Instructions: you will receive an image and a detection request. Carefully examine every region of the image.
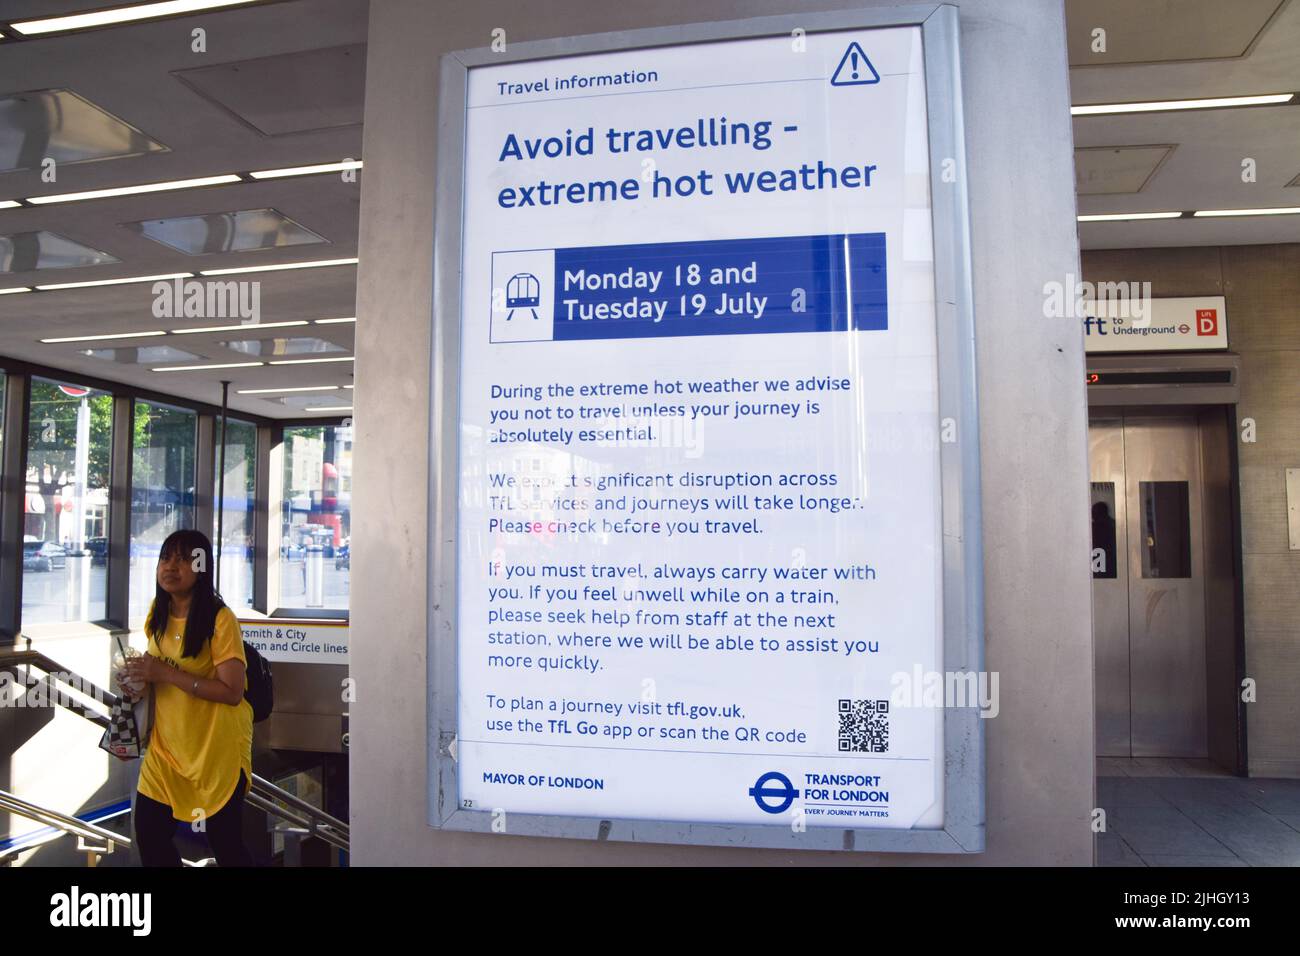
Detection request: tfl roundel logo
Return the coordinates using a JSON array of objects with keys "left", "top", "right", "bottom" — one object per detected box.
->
[{"left": 749, "top": 771, "right": 799, "bottom": 814}]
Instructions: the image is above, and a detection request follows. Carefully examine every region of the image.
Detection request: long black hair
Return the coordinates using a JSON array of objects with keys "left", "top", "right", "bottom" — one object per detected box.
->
[{"left": 147, "top": 529, "right": 227, "bottom": 658}]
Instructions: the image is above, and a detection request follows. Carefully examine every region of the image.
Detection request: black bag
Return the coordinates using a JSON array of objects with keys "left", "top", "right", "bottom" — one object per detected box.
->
[{"left": 243, "top": 641, "right": 273, "bottom": 723}]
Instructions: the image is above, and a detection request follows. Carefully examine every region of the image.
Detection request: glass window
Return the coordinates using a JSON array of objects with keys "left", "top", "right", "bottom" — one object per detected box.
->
[
  {"left": 279, "top": 423, "right": 351, "bottom": 611},
  {"left": 1090, "top": 482, "right": 1117, "bottom": 580},
  {"left": 23, "top": 379, "right": 112, "bottom": 625},
  {"left": 1139, "top": 481, "right": 1191, "bottom": 579},
  {"left": 216, "top": 418, "right": 257, "bottom": 610},
  {"left": 130, "top": 400, "right": 196, "bottom": 623}
]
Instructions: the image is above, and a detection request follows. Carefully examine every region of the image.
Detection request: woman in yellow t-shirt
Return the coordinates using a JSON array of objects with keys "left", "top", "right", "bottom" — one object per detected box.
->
[{"left": 125, "top": 529, "right": 254, "bottom": 867}]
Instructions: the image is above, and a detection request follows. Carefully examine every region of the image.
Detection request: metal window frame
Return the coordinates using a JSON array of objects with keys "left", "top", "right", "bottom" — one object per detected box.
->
[
  {"left": 208, "top": 413, "right": 263, "bottom": 610},
  {"left": 104, "top": 394, "right": 133, "bottom": 628},
  {"left": 254, "top": 422, "right": 273, "bottom": 613},
  {"left": 426, "top": 5, "right": 985, "bottom": 853},
  {"left": 195, "top": 413, "right": 217, "bottom": 548},
  {"left": 0, "top": 371, "right": 31, "bottom": 644}
]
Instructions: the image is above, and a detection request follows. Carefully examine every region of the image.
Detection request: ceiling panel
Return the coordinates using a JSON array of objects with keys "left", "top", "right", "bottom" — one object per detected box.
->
[
  {"left": 1066, "top": 0, "right": 1285, "bottom": 67},
  {"left": 0, "top": 88, "right": 167, "bottom": 172},
  {"left": 1075, "top": 145, "right": 1175, "bottom": 195},
  {"left": 1, "top": 230, "right": 118, "bottom": 271},
  {"left": 121, "top": 207, "right": 328, "bottom": 255},
  {"left": 1069, "top": 0, "right": 1300, "bottom": 247},
  {"left": 80, "top": 344, "right": 200, "bottom": 364},
  {"left": 0, "top": 254, "right": 357, "bottom": 418},
  {"left": 172, "top": 43, "right": 366, "bottom": 136}
]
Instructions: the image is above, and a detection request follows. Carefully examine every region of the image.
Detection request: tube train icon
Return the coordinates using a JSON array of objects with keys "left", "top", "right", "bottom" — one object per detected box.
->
[{"left": 505, "top": 273, "right": 541, "bottom": 321}]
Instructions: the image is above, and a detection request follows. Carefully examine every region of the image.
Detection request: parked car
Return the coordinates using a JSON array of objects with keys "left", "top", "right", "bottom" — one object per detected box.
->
[
  {"left": 23, "top": 540, "right": 67, "bottom": 572},
  {"left": 86, "top": 537, "right": 109, "bottom": 566}
]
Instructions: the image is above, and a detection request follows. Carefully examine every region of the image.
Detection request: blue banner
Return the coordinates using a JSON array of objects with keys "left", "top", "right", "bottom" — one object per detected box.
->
[{"left": 549, "top": 232, "right": 886, "bottom": 341}]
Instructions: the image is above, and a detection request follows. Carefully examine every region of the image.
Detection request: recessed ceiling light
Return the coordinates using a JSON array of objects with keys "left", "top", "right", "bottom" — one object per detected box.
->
[
  {"left": 238, "top": 385, "right": 340, "bottom": 394},
  {"left": 314, "top": 316, "right": 356, "bottom": 324},
  {"left": 41, "top": 330, "right": 167, "bottom": 343},
  {"left": 1192, "top": 206, "right": 1300, "bottom": 217},
  {"left": 1076, "top": 212, "right": 1182, "bottom": 222},
  {"left": 11, "top": 0, "right": 262, "bottom": 36},
  {"left": 153, "top": 361, "right": 264, "bottom": 372},
  {"left": 249, "top": 160, "right": 363, "bottom": 180},
  {"left": 26, "top": 175, "right": 241, "bottom": 206},
  {"left": 0, "top": 286, "right": 33, "bottom": 294},
  {"left": 312, "top": 406, "right": 353, "bottom": 413},
  {"left": 35, "top": 272, "right": 192, "bottom": 290},
  {"left": 1071, "top": 93, "right": 1294, "bottom": 116},
  {"left": 0, "top": 200, "right": 20, "bottom": 209},
  {"left": 268, "top": 356, "right": 355, "bottom": 365},
  {"left": 198, "top": 257, "right": 358, "bottom": 276},
  {"left": 170, "top": 320, "right": 309, "bottom": 334}
]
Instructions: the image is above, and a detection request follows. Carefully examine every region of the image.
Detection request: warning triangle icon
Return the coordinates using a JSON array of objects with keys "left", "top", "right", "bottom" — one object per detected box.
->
[{"left": 830, "top": 42, "right": 880, "bottom": 86}]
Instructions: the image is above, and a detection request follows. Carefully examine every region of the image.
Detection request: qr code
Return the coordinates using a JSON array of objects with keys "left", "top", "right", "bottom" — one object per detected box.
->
[{"left": 838, "top": 699, "right": 889, "bottom": 753}]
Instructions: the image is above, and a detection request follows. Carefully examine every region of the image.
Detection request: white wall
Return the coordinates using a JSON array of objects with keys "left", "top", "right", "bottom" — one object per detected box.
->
[{"left": 351, "top": 0, "right": 1094, "bottom": 865}]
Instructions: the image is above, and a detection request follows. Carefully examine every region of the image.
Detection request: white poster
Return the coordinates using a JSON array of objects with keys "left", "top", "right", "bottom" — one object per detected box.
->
[{"left": 454, "top": 27, "right": 945, "bottom": 829}]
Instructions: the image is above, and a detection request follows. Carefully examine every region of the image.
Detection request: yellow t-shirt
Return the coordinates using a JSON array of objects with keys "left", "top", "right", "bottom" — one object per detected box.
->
[{"left": 137, "top": 605, "right": 254, "bottom": 821}]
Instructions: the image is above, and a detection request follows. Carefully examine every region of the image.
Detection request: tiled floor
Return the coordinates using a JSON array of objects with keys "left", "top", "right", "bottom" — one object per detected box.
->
[{"left": 1097, "top": 759, "right": 1300, "bottom": 866}]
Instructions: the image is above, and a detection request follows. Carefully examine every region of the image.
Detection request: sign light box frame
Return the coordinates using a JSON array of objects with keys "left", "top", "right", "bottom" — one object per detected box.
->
[{"left": 426, "top": 3, "right": 986, "bottom": 854}]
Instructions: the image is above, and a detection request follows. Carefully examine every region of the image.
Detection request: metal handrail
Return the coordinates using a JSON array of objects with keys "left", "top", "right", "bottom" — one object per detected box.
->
[
  {"left": 245, "top": 793, "right": 349, "bottom": 852},
  {"left": 2, "top": 650, "right": 114, "bottom": 726},
  {"left": 0, "top": 789, "right": 130, "bottom": 862},
  {"left": 5, "top": 647, "right": 350, "bottom": 854},
  {"left": 250, "top": 775, "right": 349, "bottom": 838}
]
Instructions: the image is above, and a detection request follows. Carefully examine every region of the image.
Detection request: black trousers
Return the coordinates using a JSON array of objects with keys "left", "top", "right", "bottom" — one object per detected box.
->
[{"left": 135, "top": 770, "right": 253, "bottom": 867}]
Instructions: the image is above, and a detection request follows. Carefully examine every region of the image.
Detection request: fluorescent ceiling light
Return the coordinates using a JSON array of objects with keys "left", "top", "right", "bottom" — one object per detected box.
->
[
  {"left": 41, "top": 330, "right": 167, "bottom": 343},
  {"left": 153, "top": 361, "right": 264, "bottom": 372},
  {"left": 11, "top": 0, "right": 261, "bottom": 35},
  {"left": 0, "top": 200, "right": 20, "bottom": 209},
  {"left": 314, "top": 316, "right": 356, "bottom": 324},
  {"left": 1193, "top": 206, "right": 1300, "bottom": 217},
  {"left": 35, "top": 272, "right": 191, "bottom": 291},
  {"left": 268, "top": 356, "right": 355, "bottom": 366},
  {"left": 170, "top": 320, "right": 309, "bottom": 334},
  {"left": 343, "top": 385, "right": 354, "bottom": 389},
  {"left": 1077, "top": 212, "right": 1182, "bottom": 222},
  {"left": 199, "top": 257, "right": 358, "bottom": 276},
  {"left": 27, "top": 175, "right": 241, "bottom": 205},
  {"left": 238, "top": 385, "right": 340, "bottom": 394},
  {"left": 1071, "top": 93, "right": 1294, "bottom": 116},
  {"left": 0, "top": 286, "right": 33, "bottom": 294},
  {"left": 249, "top": 160, "right": 363, "bottom": 180},
  {"left": 312, "top": 406, "right": 353, "bottom": 413}
]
